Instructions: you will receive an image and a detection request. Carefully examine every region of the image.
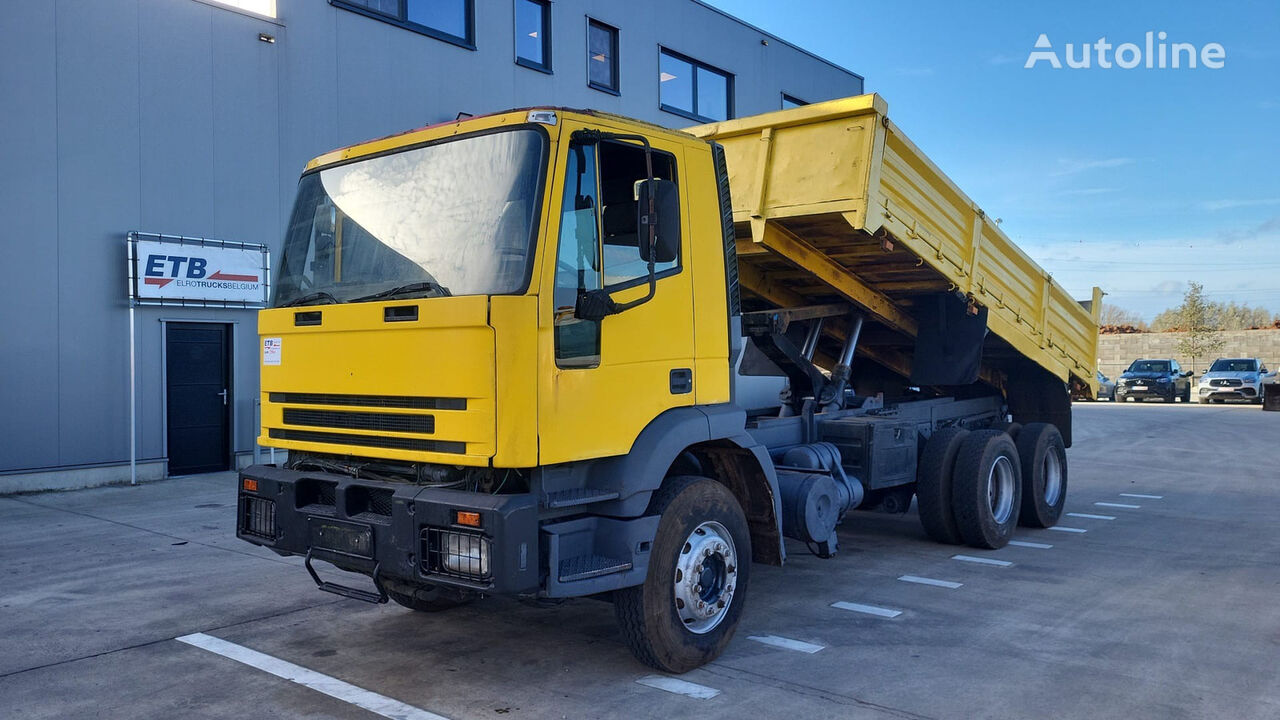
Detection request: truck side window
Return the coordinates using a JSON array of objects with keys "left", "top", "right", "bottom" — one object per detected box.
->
[
  {"left": 597, "top": 141, "right": 679, "bottom": 287},
  {"left": 553, "top": 143, "right": 603, "bottom": 368}
]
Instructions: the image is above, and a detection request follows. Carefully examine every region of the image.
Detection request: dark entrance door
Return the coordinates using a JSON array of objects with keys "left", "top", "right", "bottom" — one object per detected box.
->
[{"left": 166, "top": 323, "right": 231, "bottom": 475}]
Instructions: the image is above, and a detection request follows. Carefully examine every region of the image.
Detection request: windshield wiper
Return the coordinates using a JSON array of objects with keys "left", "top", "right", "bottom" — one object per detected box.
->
[
  {"left": 350, "top": 281, "right": 452, "bottom": 303},
  {"left": 278, "top": 291, "right": 339, "bottom": 307}
]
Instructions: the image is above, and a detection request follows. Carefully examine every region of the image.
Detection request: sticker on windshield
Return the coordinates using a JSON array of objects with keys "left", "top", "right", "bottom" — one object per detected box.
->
[{"left": 263, "top": 337, "right": 282, "bottom": 366}]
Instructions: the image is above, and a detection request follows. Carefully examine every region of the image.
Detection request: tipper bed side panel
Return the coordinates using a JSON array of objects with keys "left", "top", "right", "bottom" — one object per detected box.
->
[{"left": 688, "top": 94, "right": 1099, "bottom": 395}]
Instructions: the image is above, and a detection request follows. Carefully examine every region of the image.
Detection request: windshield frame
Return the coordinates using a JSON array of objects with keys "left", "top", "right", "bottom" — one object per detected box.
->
[{"left": 273, "top": 123, "right": 552, "bottom": 307}]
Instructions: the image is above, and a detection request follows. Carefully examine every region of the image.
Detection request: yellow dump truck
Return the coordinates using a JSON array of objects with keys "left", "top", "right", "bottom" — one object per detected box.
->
[{"left": 237, "top": 95, "right": 1100, "bottom": 673}]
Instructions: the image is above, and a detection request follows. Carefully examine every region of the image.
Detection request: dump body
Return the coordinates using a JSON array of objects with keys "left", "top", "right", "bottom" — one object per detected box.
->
[{"left": 688, "top": 94, "right": 1100, "bottom": 396}]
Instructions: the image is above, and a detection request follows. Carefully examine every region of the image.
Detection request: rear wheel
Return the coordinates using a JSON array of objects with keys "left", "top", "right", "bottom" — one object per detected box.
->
[
  {"left": 1015, "top": 423, "right": 1068, "bottom": 528},
  {"left": 916, "top": 427, "right": 970, "bottom": 545},
  {"left": 951, "top": 430, "right": 1022, "bottom": 549},
  {"left": 615, "top": 476, "right": 751, "bottom": 673}
]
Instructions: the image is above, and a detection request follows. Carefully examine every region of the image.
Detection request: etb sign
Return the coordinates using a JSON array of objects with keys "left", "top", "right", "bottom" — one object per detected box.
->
[{"left": 128, "top": 232, "right": 270, "bottom": 307}]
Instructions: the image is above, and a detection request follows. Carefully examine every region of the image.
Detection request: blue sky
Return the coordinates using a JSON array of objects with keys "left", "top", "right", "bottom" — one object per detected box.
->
[{"left": 707, "top": 0, "right": 1280, "bottom": 319}]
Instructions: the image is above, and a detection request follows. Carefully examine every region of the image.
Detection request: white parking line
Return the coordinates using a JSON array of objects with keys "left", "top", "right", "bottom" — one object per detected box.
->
[
  {"left": 1095, "top": 502, "right": 1140, "bottom": 509},
  {"left": 952, "top": 555, "right": 1012, "bottom": 567},
  {"left": 747, "top": 635, "right": 826, "bottom": 653},
  {"left": 1120, "top": 493, "right": 1163, "bottom": 499},
  {"left": 831, "top": 601, "right": 903, "bottom": 618},
  {"left": 177, "top": 633, "right": 451, "bottom": 720},
  {"left": 1048, "top": 526, "right": 1087, "bottom": 533},
  {"left": 898, "top": 575, "right": 963, "bottom": 589},
  {"left": 1008, "top": 540, "right": 1053, "bottom": 549},
  {"left": 1067, "top": 512, "right": 1116, "bottom": 520},
  {"left": 636, "top": 675, "right": 721, "bottom": 699}
]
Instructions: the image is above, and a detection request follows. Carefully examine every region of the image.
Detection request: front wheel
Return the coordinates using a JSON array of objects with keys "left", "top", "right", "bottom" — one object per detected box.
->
[{"left": 615, "top": 476, "right": 751, "bottom": 674}]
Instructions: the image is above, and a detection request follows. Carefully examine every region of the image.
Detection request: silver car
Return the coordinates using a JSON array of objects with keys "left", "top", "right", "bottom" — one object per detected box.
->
[{"left": 1197, "top": 358, "right": 1277, "bottom": 404}]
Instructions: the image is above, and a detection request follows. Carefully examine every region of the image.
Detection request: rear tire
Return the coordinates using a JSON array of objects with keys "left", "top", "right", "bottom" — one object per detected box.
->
[
  {"left": 916, "top": 427, "right": 970, "bottom": 545},
  {"left": 951, "top": 430, "right": 1022, "bottom": 549},
  {"left": 615, "top": 476, "right": 751, "bottom": 674},
  {"left": 1015, "top": 423, "right": 1068, "bottom": 528}
]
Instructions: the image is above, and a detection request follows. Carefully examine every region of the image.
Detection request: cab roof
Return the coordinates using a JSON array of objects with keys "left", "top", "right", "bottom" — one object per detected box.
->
[{"left": 304, "top": 107, "right": 703, "bottom": 173}]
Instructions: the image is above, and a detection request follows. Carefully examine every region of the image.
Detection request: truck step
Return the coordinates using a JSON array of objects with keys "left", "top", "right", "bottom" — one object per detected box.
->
[
  {"left": 558, "top": 554, "right": 633, "bottom": 582},
  {"left": 542, "top": 488, "right": 621, "bottom": 509}
]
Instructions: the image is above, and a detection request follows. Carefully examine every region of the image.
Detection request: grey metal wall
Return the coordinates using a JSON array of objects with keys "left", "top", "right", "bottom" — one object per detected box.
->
[{"left": 0, "top": 0, "right": 862, "bottom": 478}]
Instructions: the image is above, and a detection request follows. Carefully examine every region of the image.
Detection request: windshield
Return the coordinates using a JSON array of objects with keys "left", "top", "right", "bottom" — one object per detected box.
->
[
  {"left": 1209, "top": 359, "right": 1256, "bottom": 372},
  {"left": 1127, "top": 360, "right": 1170, "bottom": 373},
  {"left": 273, "top": 128, "right": 546, "bottom": 306}
]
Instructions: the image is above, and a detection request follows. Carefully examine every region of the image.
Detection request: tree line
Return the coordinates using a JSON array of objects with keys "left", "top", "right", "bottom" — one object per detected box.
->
[{"left": 1100, "top": 284, "right": 1279, "bottom": 334}]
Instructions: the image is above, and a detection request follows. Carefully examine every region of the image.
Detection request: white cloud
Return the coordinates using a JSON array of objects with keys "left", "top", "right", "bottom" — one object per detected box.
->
[
  {"left": 1202, "top": 197, "right": 1280, "bottom": 211},
  {"left": 1050, "top": 157, "right": 1136, "bottom": 177}
]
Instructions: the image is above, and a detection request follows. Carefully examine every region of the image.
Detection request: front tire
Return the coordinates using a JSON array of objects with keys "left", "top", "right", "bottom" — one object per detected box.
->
[
  {"left": 951, "top": 430, "right": 1022, "bottom": 549},
  {"left": 1015, "top": 423, "right": 1068, "bottom": 528},
  {"left": 615, "top": 476, "right": 751, "bottom": 674}
]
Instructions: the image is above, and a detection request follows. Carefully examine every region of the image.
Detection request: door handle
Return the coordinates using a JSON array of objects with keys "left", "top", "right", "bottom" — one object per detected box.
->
[{"left": 217, "top": 389, "right": 229, "bottom": 406}]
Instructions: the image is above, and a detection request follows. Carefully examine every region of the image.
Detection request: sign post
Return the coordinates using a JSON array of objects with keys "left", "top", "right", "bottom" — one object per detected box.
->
[{"left": 125, "top": 232, "right": 271, "bottom": 484}]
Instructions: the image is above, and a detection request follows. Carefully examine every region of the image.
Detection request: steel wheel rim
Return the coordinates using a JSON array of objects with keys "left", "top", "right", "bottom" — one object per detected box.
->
[
  {"left": 987, "top": 455, "right": 1015, "bottom": 524},
  {"left": 1043, "top": 449, "right": 1063, "bottom": 506},
  {"left": 672, "top": 520, "right": 737, "bottom": 634}
]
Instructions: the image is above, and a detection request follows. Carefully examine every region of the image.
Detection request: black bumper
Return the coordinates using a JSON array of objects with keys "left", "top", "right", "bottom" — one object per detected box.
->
[{"left": 236, "top": 464, "right": 539, "bottom": 595}]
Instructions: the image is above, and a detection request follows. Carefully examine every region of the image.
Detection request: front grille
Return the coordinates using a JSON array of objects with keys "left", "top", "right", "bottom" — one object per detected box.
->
[
  {"left": 1210, "top": 378, "right": 1243, "bottom": 387},
  {"left": 347, "top": 485, "right": 394, "bottom": 518},
  {"left": 283, "top": 408, "right": 435, "bottom": 434},
  {"left": 423, "top": 527, "right": 492, "bottom": 583},
  {"left": 240, "top": 496, "right": 277, "bottom": 540},
  {"left": 269, "top": 428, "right": 464, "bottom": 454},
  {"left": 270, "top": 392, "right": 465, "bottom": 411}
]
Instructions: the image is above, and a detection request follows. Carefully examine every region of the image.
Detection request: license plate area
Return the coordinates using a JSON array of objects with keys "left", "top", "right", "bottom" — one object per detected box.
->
[
  {"left": 1132, "top": 385, "right": 1148, "bottom": 390},
  {"left": 309, "top": 517, "right": 374, "bottom": 559}
]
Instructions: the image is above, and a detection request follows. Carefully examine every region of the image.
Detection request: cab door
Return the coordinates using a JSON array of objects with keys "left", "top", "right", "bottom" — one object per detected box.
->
[{"left": 536, "top": 124, "right": 696, "bottom": 465}]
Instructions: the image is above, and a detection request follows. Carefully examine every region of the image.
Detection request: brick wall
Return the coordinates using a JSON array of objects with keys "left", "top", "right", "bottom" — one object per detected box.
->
[{"left": 1098, "top": 329, "right": 1280, "bottom": 378}]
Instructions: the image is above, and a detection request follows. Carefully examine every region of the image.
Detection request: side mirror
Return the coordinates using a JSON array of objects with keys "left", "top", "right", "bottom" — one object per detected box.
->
[
  {"left": 636, "top": 179, "right": 680, "bottom": 264},
  {"left": 1184, "top": 371, "right": 1194, "bottom": 377}
]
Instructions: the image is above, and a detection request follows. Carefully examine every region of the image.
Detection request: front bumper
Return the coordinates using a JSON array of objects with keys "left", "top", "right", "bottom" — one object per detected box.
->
[
  {"left": 1116, "top": 383, "right": 1174, "bottom": 399},
  {"left": 1198, "top": 384, "right": 1260, "bottom": 401},
  {"left": 236, "top": 464, "right": 539, "bottom": 595}
]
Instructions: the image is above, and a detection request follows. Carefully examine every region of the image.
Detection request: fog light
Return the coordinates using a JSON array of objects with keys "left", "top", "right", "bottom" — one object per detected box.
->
[
  {"left": 444, "top": 533, "right": 489, "bottom": 577},
  {"left": 425, "top": 528, "right": 491, "bottom": 581},
  {"left": 240, "top": 495, "right": 276, "bottom": 540}
]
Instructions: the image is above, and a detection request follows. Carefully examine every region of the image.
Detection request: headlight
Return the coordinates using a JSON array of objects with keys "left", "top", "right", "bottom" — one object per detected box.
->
[
  {"left": 1155, "top": 378, "right": 1171, "bottom": 384},
  {"left": 1246, "top": 374, "right": 1261, "bottom": 383}
]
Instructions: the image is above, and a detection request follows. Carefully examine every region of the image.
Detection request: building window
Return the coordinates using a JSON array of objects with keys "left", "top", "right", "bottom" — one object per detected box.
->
[
  {"left": 515, "top": 0, "right": 551, "bottom": 72},
  {"left": 587, "top": 19, "right": 619, "bottom": 94},
  {"left": 331, "top": 0, "right": 475, "bottom": 49},
  {"left": 781, "top": 93, "right": 808, "bottom": 109},
  {"left": 659, "top": 49, "right": 733, "bottom": 123}
]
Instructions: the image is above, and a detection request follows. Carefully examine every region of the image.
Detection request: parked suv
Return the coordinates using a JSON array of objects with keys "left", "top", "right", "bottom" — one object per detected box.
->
[
  {"left": 1115, "top": 358, "right": 1193, "bottom": 403},
  {"left": 1197, "top": 357, "right": 1276, "bottom": 404}
]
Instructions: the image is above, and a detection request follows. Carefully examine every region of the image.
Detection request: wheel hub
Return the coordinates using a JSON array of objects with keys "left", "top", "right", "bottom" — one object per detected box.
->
[
  {"left": 987, "top": 455, "right": 1015, "bottom": 524},
  {"left": 1043, "top": 449, "right": 1063, "bottom": 506},
  {"left": 673, "top": 521, "right": 737, "bottom": 634}
]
